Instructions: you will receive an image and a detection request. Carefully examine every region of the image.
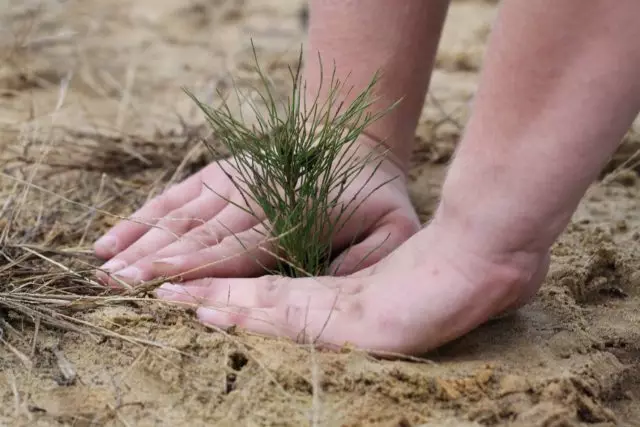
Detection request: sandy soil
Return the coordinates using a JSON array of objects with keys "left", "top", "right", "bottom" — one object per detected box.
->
[{"left": 1, "top": 1, "right": 640, "bottom": 426}]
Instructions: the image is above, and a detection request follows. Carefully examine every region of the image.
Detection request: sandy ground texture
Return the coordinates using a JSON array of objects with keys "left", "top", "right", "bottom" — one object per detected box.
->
[{"left": 1, "top": 0, "right": 640, "bottom": 426}]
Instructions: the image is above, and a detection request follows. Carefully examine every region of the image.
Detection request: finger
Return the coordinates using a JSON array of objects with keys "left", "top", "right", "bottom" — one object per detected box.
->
[
  {"left": 137, "top": 199, "right": 261, "bottom": 267},
  {"left": 329, "top": 212, "right": 419, "bottom": 276},
  {"left": 95, "top": 189, "right": 229, "bottom": 284},
  {"left": 156, "top": 274, "right": 359, "bottom": 312},
  {"left": 194, "top": 285, "right": 361, "bottom": 347},
  {"left": 154, "top": 280, "right": 262, "bottom": 309},
  {"left": 148, "top": 224, "right": 275, "bottom": 281},
  {"left": 196, "top": 305, "right": 344, "bottom": 344},
  {"left": 153, "top": 283, "right": 213, "bottom": 308},
  {"left": 101, "top": 202, "right": 264, "bottom": 286},
  {"left": 94, "top": 169, "right": 209, "bottom": 259},
  {"left": 158, "top": 274, "right": 366, "bottom": 347}
]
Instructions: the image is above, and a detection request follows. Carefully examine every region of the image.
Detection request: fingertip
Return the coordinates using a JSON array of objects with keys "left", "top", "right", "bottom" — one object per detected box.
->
[
  {"left": 99, "top": 258, "right": 127, "bottom": 273},
  {"left": 196, "top": 306, "right": 230, "bottom": 326},
  {"left": 94, "top": 235, "right": 119, "bottom": 258},
  {"left": 94, "top": 217, "right": 155, "bottom": 259},
  {"left": 94, "top": 257, "right": 128, "bottom": 287},
  {"left": 94, "top": 267, "right": 133, "bottom": 291},
  {"left": 155, "top": 283, "right": 187, "bottom": 300},
  {"left": 196, "top": 305, "right": 261, "bottom": 332},
  {"left": 155, "top": 282, "right": 212, "bottom": 309}
]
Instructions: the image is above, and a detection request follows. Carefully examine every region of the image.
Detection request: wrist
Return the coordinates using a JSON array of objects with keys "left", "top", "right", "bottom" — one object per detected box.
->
[
  {"left": 356, "top": 131, "right": 410, "bottom": 178},
  {"left": 429, "top": 201, "right": 550, "bottom": 311},
  {"left": 435, "top": 129, "right": 584, "bottom": 258},
  {"left": 423, "top": 210, "right": 551, "bottom": 315},
  {"left": 432, "top": 173, "right": 557, "bottom": 271}
]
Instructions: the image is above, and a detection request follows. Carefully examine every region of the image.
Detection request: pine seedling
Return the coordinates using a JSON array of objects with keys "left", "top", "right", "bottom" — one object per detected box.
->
[{"left": 184, "top": 44, "right": 399, "bottom": 278}]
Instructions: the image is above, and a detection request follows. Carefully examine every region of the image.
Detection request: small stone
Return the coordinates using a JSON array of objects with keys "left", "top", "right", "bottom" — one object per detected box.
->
[
  {"left": 434, "top": 378, "right": 461, "bottom": 401},
  {"left": 498, "top": 374, "right": 531, "bottom": 397},
  {"left": 474, "top": 368, "right": 493, "bottom": 386}
]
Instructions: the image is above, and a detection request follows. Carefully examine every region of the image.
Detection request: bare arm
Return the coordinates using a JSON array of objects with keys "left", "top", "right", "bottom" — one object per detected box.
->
[
  {"left": 304, "top": 0, "right": 450, "bottom": 169},
  {"left": 437, "top": 0, "right": 640, "bottom": 263}
]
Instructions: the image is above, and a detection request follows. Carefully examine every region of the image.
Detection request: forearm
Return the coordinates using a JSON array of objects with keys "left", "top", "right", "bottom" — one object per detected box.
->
[
  {"left": 304, "top": 0, "right": 449, "bottom": 169},
  {"left": 438, "top": 0, "right": 640, "bottom": 255}
]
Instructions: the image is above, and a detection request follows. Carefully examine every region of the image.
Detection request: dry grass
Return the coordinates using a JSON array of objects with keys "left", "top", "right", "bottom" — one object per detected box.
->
[
  {"left": 0, "top": 0, "right": 220, "bottom": 353},
  {"left": 0, "top": 124, "right": 216, "bottom": 349}
]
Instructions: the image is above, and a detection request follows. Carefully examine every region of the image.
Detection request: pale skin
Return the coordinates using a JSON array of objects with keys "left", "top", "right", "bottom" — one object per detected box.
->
[{"left": 94, "top": 0, "right": 640, "bottom": 355}]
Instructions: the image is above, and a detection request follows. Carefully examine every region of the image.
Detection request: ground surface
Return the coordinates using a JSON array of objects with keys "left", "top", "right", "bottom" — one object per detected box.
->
[{"left": 1, "top": 1, "right": 640, "bottom": 426}]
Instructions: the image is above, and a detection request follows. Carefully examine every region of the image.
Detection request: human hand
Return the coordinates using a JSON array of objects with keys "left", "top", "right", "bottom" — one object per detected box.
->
[
  {"left": 93, "top": 143, "right": 420, "bottom": 287},
  {"left": 153, "top": 213, "right": 550, "bottom": 355}
]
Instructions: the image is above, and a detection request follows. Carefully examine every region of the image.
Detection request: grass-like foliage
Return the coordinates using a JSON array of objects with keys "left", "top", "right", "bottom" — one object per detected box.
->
[{"left": 185, "top": 44, "right": 398, "bottom": 278}]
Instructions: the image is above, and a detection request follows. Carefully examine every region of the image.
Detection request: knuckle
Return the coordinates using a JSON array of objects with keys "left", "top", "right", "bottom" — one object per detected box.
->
[
  {"left": 342, "top": 280, "right": 365, "bottom": 295},
  {"left": 158, "top": 209, "right": 202, "bottom": 234},
  {"left": 257, "top": 276, "right": 288, "bottom": 307},
  {"left": 340, "top": 297, "right": 365, "bottom": 321}
]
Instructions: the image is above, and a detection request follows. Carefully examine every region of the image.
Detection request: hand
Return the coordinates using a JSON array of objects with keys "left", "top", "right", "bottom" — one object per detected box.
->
[
  {"left": 154, "top": 216, "right": 550, "bottom": 355},
  {"left": 94, "top": 143, "right": 420, "bottom": 286}
]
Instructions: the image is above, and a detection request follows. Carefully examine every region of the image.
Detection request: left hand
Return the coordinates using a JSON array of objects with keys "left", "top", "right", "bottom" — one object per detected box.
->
[{"left": 94, "top": 142, "right": 420, "bottom": 286}]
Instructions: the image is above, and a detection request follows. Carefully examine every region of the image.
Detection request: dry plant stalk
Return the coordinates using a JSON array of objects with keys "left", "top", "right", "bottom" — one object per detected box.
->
[{"left": 185, "top": 43, "right": 399, "bottom": 278}]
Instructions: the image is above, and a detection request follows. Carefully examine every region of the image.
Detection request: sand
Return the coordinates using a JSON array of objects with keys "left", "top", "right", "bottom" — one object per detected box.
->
[{"left": 1, "top": 0, "right": 639, "bottom": 426}]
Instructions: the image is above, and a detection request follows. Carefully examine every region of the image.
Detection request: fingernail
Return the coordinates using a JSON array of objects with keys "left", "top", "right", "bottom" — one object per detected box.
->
[
  {"left": 196, "top": 307, "right": 220, "bottom": 323},
  {"left": 95, "top": 235, "right": 118, "bottom": 255},
  {"left": 100, "top": 259, "right": 127, "bottom": 273},
  {"left": 155, "top": 283, "right": 185, "bottom": 299},
  {"left": 198, "top": 306, "right": 247, "bottom": 328},
  {"left": 113, "top": 266, "right": 142, "bottom": 283}
]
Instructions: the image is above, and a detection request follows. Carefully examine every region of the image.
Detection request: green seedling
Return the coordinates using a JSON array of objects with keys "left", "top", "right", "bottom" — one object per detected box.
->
[{"left": 185, "top": 43, "right": 400, "bottom": 278}]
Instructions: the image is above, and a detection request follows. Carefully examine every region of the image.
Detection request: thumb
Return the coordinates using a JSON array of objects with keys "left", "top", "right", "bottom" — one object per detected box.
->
[{"left": 329, "top": 213, "right": 420, "bottom": 276}]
